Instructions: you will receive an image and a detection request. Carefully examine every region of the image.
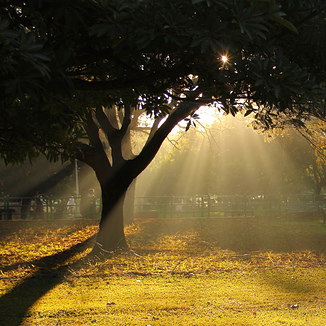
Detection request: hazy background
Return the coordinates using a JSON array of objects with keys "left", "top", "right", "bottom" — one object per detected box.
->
[{"left": 0, "top": 114, "right": 319, "bottom": 200}]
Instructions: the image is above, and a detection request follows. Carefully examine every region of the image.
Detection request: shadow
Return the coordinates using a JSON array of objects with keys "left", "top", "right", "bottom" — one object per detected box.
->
[
  {"left": 257, "top": 269, "right": 320, "bottom": 297},
  {"left": 1, "top": 234, "right": 96, "bottom": 274},
  {"left": 0, "top": 234, "right": 96, "bottom": 326},
  {"left": 129, "top": 218, "right": 326, "bottom": 253}
]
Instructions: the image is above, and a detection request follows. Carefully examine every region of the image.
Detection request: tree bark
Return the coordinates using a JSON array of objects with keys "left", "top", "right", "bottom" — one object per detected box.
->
[
  {"left": 91, "top": 159, "right": 138, "bottom": 253},
  {"left": 92, "top": 159, "right": 140, "bottom": 252},
  {"left": 124, "top": 179, "right": 136, "bottom": 226},
  {"left": 96, "top": 191, "right": 128, "bottom": 252}
]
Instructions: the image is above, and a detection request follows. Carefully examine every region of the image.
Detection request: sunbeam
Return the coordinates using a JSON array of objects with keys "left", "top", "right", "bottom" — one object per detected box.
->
[{"left": 136, "top": 114, "right": 313, "bottom": 199}]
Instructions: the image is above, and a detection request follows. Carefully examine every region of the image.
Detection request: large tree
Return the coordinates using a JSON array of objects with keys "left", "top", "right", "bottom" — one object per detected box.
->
[{"left": 1, "top": 0, "right": 326, "bottom": 252}]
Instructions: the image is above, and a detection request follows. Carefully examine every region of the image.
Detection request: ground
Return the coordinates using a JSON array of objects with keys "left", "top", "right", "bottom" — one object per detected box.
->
[{"left": 0, "top": 216, "right": 326, "bottom": 325}]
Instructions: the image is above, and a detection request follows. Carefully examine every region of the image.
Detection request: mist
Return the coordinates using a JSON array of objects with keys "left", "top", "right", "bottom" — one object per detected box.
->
[{"left": 136, "top": 115, "right": 316, "bottom": 197}]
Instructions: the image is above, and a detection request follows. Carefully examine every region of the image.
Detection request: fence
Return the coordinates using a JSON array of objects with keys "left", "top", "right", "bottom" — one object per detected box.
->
[
  {"left": 1, "top": 194, "right": 325, "bottom": 221},
  {"left": 0, "top": 196, "right": 101, "bottom": 220},
  {"left": 134, "top": 194, "right": 326, "bottom": 219}
]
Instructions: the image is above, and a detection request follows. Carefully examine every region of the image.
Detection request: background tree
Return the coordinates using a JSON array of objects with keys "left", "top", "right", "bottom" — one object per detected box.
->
[
  {"left": 1, "top": 0, "right": 326, "bottom": 252},
  {"left": 279, "top": 121, "right": 326, "bottom": 195}
]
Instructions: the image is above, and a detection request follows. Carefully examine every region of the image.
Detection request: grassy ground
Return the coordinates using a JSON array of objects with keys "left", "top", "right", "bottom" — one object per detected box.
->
[{"left": 0, "top": 217, "right": 326, "bottom": 325}]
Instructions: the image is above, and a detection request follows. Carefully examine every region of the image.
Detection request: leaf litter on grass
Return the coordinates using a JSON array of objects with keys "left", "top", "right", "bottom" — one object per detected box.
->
[{"left": 1, "top": 218, "right": 326, "bottom": 325}]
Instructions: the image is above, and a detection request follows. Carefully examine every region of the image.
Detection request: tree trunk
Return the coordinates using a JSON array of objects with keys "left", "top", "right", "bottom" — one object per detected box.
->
[
  {"left": 124, "top": 179, "right": 136, "bottom": 226},
  {"left": 95, "top": 186, "right": 129, "bottom": 253},
  {"left": 315, "top": 182, "right": 322, "bottom": 195}
]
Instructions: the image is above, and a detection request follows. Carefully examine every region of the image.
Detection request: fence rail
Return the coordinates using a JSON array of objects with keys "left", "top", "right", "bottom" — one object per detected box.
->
[
  {"left": 1, "top": 194, "right": 325, "bottom": 221},
  {"left": 134, "top": 194, "right": 326, "bottom": 219}
]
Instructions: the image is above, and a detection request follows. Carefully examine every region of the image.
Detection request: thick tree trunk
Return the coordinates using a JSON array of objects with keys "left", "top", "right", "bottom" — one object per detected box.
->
[
  {"left": 96, "top": 193, "right": 128, "bottom": 252},
  {"left": 124, "top": 179, "right": 136, "bottom": 226},
  {"left": 90, "top": 160, "right": 138, "bottom": 253}
]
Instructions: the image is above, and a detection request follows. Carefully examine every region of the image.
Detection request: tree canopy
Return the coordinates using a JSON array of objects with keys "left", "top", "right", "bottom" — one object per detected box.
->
[{"left": 1, "top": 0, "right": 325, "bottom": 164}]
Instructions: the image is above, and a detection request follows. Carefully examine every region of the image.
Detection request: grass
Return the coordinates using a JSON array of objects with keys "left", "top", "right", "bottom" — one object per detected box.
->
[{"left": 1, "top": 217, "right": 326, "bottom": 325}]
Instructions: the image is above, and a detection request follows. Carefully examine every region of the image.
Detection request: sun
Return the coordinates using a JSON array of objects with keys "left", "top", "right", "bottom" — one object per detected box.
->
[{"left": 221, "top": 55, "right": 228, "bottom": 63}]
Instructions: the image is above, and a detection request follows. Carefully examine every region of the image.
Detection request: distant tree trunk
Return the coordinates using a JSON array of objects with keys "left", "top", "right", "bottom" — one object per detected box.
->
[
  {"left": 315, "top": 182, "right": 322, "bottom": 195},
  {"left": 315, "top": 177, "right": 326, "bottom": 195}
]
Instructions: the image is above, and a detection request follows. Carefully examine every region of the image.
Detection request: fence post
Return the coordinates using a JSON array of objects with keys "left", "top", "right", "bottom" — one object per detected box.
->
[
  {"left": 45, "top": 197, "right": 50, "bottom": 220},
  {"left": 5, "top": 196, "right": 10, "bottom": 220}
]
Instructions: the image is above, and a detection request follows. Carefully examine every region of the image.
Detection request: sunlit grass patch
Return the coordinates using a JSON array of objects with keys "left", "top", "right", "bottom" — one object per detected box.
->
[
  {"left": 1, "top": 223, "right": 98, "bottom": 266},
  {"left": 22, "top": 270, "right": 326, "bottom": 325},
  {"left": 1, "top": 217, "right": 326, "bottom": 325},
  {"left": 0, "top": 221, "right": 98, "bottom": 293}
]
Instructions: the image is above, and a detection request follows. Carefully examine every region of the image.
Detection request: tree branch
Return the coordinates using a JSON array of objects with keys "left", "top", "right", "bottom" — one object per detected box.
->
[
  {"left": 130, "top": 100, "right": 201, "bottom": 178},
  {"left": 81, "top": 109, "right": 112, "bottom": 169},
  {"left": 95, "top": 107, "right": 117, "bottom": 139}
]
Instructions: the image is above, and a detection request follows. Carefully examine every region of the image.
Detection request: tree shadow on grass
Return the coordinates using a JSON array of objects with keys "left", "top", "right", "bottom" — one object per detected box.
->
[{"left": 0, "top": 234, "right": 97, "bottom": 326}]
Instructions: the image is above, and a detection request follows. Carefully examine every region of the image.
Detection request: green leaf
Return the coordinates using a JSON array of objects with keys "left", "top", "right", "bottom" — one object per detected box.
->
[
  {"left": 244, "top": 109, "right": 255, "bottom": 117},
  {"left": 192, "top": 0, "right": 206, "bottom": 3},
  {"left": 272, "top": 14, "right": 298, "bottom": 34}
]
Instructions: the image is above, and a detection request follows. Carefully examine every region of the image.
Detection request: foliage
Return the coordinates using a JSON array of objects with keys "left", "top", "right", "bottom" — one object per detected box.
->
[
  {"left": 0, "top": 0, "right": 325, "bottom": 164},
  {"left": 251, "top": 114, "right": 326, "bottom": 193},
  {"left": 1, "top": 218, "right": 326, "bottom": 325},
  {"left": 293, "top": 120, "right": 326, "bottom": 193}
]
